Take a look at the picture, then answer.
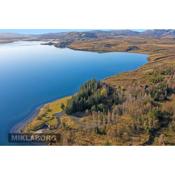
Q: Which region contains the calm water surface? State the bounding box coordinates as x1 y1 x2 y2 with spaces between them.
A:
0 41 148 145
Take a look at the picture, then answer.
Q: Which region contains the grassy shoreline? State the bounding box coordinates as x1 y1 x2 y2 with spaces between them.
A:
19 96 71 133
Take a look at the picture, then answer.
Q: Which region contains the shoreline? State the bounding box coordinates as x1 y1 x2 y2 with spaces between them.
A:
10 104 44 133
11 62 149 134
11 96 71 134
9 41 151 134
10 51 149 134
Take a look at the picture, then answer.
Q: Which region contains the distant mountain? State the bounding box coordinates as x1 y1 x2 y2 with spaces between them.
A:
1 30 175 44
140 29 175 38
36 29 175 48
0 33 27 39
38 30 140 40
38 30 175 41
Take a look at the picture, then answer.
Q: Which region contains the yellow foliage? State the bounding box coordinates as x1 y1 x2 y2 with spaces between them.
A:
100 87 107 97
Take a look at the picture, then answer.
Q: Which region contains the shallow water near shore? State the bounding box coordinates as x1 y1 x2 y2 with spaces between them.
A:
0 41 147 145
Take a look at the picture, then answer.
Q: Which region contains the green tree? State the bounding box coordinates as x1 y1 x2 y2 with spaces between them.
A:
60 103 65 111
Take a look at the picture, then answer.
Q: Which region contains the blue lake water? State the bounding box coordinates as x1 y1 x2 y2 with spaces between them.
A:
0 41 148 145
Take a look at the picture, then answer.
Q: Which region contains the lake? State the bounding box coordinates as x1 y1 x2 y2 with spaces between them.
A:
0 41 148 145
